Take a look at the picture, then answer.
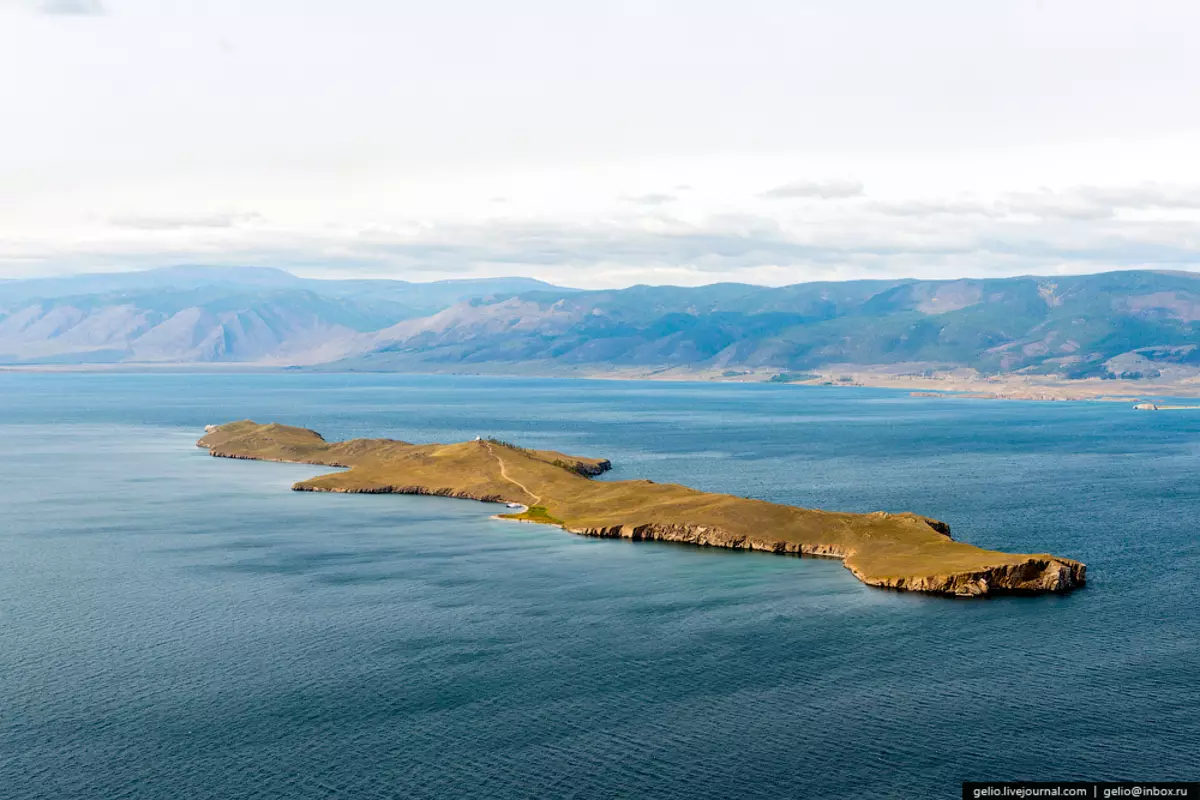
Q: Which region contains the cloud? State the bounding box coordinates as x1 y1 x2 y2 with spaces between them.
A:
7 182 1200 288
760 179 864 200
621 193 678 206
863 183 1200 222
985 183 1200 221
34 0 105 15
1071 183 1200 210
109 212 262 230
26 212 1195 278
1001 190 1113 220
865 199 998 218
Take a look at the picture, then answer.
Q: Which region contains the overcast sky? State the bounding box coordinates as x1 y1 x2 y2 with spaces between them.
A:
2 0 1200 287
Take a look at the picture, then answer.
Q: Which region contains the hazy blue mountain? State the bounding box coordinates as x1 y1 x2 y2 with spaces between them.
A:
0 266 568 364
3 266 1198 379
0 266 304 305
0 265 561 309
339 270 1200 380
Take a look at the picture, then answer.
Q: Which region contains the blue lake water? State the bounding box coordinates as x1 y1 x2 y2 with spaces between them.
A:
1 372 1197 799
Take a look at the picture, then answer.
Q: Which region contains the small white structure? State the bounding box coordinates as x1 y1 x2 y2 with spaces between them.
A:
1133 403 1159 411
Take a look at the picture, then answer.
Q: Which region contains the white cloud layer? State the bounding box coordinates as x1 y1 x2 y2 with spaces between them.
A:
760 179 865 200
33 0 104 15
2 0 1200 287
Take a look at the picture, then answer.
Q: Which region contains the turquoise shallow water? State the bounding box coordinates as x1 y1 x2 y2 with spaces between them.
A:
1 373 1197 799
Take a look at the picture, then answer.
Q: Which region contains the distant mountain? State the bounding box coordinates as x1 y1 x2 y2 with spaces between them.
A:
2 266 1198 380
0 265 305 305
334 271 1200 380
0 266 568 364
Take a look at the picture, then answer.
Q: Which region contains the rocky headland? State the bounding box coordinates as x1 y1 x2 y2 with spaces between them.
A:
197 421 1086 598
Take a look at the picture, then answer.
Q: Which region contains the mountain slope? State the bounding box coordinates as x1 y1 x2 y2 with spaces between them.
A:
338 271 1200 379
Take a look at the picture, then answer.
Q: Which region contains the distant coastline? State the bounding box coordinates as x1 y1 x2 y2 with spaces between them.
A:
6 360 1200 404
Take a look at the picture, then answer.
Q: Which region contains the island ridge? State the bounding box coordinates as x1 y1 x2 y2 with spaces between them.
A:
198 421 1086 597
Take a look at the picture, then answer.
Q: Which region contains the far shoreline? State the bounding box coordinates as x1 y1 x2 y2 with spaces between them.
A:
3 361 1199 404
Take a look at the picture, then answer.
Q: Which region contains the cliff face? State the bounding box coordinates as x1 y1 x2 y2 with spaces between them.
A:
848 557 1086 597
197 421 1086 598
293 483 507 503
568 522 855 557
570 459 612 477
564 522 1085 597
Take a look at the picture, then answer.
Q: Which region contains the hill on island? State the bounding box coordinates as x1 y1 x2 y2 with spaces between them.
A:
2 265 1198 381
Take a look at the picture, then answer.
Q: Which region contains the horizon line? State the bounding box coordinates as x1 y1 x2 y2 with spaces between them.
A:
2 263 1197 293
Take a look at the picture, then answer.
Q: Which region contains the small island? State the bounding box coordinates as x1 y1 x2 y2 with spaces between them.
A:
198 421 1086 597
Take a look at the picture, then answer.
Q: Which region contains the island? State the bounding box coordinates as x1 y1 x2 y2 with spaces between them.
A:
197 421 1087 597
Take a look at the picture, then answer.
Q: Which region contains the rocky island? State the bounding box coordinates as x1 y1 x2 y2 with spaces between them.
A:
198 421 1086 597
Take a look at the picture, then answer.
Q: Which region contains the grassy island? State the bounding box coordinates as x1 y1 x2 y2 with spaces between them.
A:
198 421 1086 597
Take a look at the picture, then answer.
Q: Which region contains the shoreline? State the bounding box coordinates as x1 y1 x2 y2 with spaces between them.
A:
5 361 1199 402
490 503 529 520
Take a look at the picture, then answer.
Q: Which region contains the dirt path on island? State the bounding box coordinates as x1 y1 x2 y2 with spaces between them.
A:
484 442 542 506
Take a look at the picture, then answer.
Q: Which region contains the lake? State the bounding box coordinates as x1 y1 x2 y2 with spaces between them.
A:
1 372 1197 799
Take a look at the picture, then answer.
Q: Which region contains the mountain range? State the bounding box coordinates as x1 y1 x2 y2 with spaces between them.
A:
0 267 561 365
2 266 1198 381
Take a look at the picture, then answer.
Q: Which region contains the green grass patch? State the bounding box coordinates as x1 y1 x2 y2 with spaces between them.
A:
500 505 565 525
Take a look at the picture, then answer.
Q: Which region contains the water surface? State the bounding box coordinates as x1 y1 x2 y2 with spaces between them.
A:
1 373 1197 799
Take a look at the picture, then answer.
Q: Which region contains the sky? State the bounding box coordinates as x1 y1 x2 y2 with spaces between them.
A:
2 0 1200 288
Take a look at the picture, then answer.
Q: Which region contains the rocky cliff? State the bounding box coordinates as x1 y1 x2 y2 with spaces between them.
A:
563 521 1084 597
